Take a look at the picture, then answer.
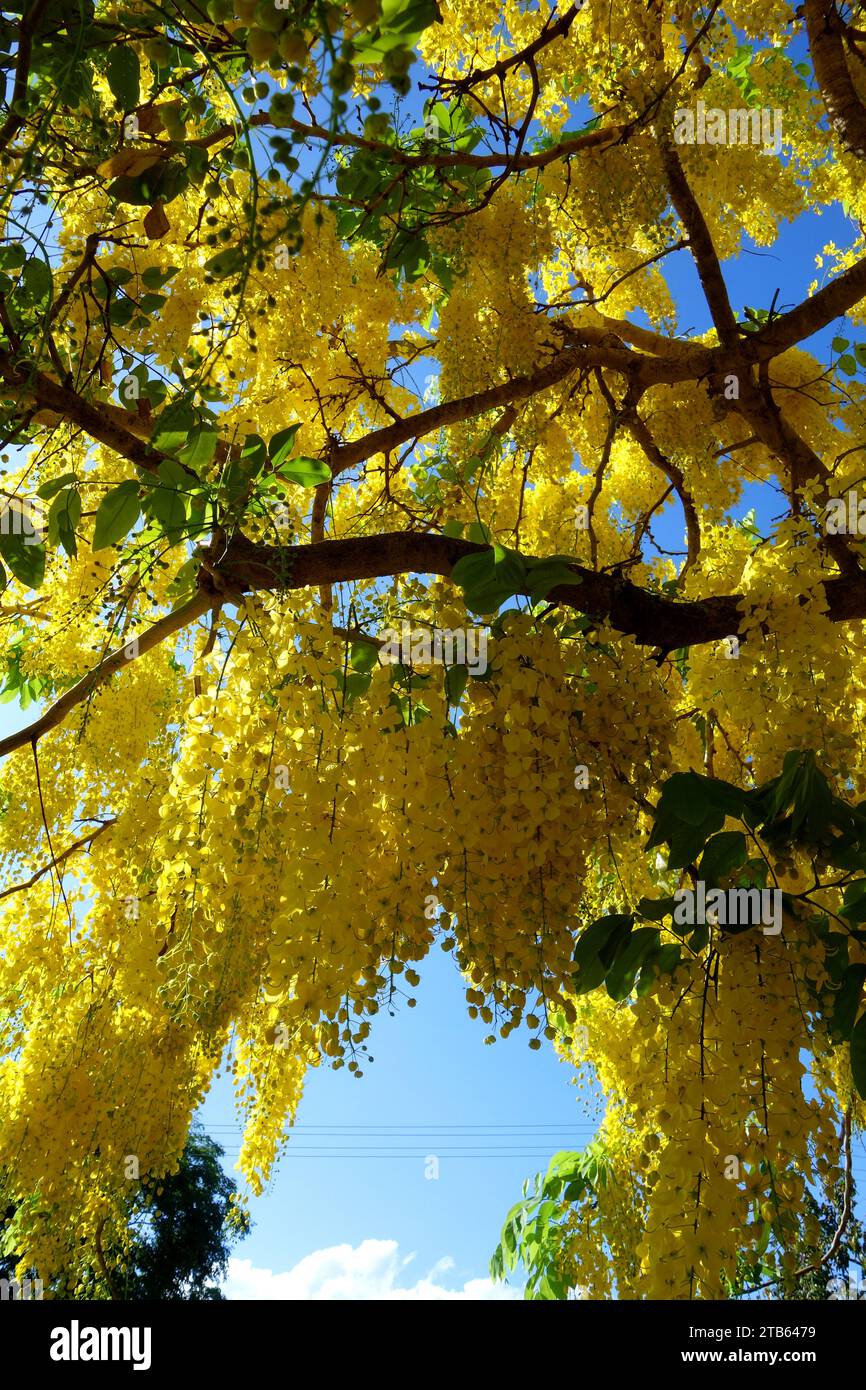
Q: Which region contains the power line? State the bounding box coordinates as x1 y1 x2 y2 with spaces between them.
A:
213 1151 589 1159
205 1121 598 1127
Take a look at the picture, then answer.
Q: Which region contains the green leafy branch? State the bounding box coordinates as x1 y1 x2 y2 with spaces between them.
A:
570 751 866 1097
490 1142 612 1299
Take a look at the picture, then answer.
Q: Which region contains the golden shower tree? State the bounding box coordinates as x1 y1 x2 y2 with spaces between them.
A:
1 0 866 1297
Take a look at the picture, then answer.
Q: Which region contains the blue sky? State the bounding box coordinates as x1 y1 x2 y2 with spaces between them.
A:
199 947 594 1297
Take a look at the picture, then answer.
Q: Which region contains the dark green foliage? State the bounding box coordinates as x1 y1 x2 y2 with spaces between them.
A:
118 1123 249 1301
0 1123 249 1300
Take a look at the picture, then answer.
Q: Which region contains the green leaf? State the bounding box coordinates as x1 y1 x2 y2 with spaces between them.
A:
831 336 849 353
21 256 52 304
636 895 676 921
646 770 749 870
649 805 727 870
755 1220 772 1257
354 0 440 58
105 46 140 109
108 158 190 207
0 243 26 272
754 750 803 822
451 549 494 589
277 456 331 488
178 426 218 473
149 491 187 540
153 396 196 454
138 292 167 315
0 530 45 588
664 772 749 827
838 353 858 375
37 472 78 500
335 668 372 703
241 433 268 475
203 246 245 279
166 555 199 601
501 1218 518 1270
111 299 139 331
268 424 302 468
384 229 430 282
572 913 634 993
444 663 468 705
699 830 748 884
47 487 81 557
451 546 528 615
727 45 753 76
441 519 464 538
635 948 664 995
93 479 141 550
830 964 866 1041
349 640 379 673
689 922 710 952
562 1178 588 1202
841 880 866 925
383 0 440 37
654 943 682 975
571 953 608 994
156 456 193 492
605 927 660 1000
790 753 834 838
141 264 179 289
147 460 188 541
573 913 633 969
389 689 431 726
524 555 580 606
851 1013 866 1099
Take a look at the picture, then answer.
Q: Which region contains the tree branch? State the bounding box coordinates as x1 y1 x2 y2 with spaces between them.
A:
0 591 216 760
0 818 115 901
624 408 702 573
657 132 740 348
211 529 866 648
6 525 866 762
0 0 50 154
0 352 166 473
805 0 866 158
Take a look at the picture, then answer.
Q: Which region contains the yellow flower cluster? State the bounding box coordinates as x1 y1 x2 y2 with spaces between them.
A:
1 0 865 1299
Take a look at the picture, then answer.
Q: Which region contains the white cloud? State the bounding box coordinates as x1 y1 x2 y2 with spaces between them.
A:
223 1240 521 1301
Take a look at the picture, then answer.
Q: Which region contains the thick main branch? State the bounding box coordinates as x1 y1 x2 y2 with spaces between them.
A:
211 529 866 647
